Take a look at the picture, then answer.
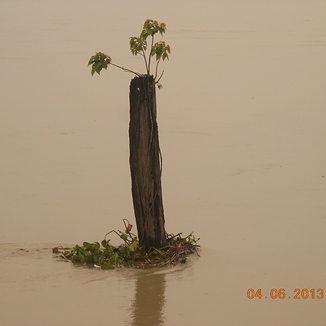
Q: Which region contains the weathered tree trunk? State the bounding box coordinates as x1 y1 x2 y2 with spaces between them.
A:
129 75 167 249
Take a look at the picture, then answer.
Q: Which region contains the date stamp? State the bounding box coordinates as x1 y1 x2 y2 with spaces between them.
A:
247 288 324 299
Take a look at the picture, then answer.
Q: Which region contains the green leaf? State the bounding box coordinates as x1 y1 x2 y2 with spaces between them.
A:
88 52 112 75
72 254 83 261
101 239 111 249
111 252 120 263
142 19 166 39
120 234 128 242
150 41 171 62
130 36 147 55
128 242 139 252
87 55 96 66
101 263 115 270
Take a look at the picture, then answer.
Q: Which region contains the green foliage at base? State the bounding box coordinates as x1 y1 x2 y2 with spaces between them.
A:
54 220 200 269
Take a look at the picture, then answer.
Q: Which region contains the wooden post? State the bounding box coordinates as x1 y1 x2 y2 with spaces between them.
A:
129 75 167 249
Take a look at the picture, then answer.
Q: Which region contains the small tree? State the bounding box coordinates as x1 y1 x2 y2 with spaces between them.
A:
88 19 171 249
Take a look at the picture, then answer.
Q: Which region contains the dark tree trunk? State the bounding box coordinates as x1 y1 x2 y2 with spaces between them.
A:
129 75 167 249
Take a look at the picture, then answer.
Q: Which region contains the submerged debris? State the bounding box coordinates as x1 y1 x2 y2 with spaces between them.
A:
53 220 200 269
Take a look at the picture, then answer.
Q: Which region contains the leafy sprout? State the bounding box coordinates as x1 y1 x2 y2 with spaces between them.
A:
88 19 171 88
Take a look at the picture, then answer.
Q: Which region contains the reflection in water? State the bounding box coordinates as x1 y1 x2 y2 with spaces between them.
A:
130 272 166 326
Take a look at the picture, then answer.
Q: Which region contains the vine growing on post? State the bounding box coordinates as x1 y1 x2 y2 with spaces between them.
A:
88 19 171 89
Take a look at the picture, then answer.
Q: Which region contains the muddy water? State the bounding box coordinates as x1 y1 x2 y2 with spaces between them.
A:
1 0 326 325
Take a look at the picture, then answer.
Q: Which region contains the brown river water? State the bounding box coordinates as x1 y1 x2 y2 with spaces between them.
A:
1 0 326 325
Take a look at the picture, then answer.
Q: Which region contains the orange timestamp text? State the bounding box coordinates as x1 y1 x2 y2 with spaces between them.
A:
247 288 324 300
